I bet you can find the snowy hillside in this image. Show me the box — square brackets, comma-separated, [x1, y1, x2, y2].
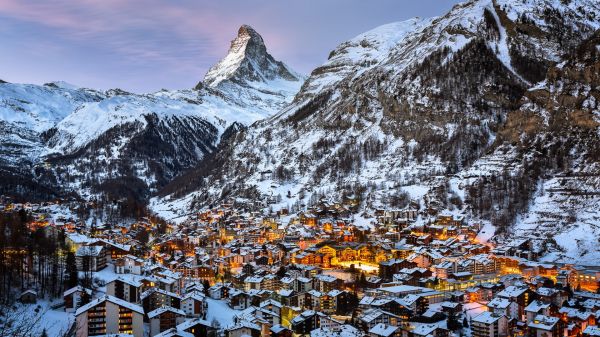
[488, 30, 600, 264]
[153, 0, 600, 264]
[0, 25, 304, 201]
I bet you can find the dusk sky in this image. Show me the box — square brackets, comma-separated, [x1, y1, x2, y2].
[0, 0, 462, 93]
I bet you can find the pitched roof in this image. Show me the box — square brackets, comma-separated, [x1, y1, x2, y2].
[76, 295, 144, 316]
[148, 306, 186, 319]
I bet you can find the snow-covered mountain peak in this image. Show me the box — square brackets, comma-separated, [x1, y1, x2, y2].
[203, 24, 303, 89]
[43, 81, 81, 90]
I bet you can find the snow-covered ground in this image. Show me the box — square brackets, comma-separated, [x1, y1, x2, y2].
[204, 298, 241, 328]
[7, 301, 74, 337]
[511, 176, 600, 265]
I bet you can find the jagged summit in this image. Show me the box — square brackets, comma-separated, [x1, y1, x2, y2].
[203, 24, 302, 88]
[0, 23, 306, 202]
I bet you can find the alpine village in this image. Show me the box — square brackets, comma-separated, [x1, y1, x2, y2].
[1, 1, 600, 337]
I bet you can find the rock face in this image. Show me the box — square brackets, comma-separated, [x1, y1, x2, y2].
[486, 31, 600, 264]
[153, 0, 600, 264]
[0, 26, 304, 202]
[204, 25, 301, 87]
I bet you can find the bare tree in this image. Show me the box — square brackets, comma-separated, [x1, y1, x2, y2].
[0, 304, 71, 337]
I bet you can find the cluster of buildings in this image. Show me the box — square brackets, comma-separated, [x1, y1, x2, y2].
[4, 199, 600, 337]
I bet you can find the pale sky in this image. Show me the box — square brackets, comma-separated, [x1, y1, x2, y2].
[0, 0, 462, 92]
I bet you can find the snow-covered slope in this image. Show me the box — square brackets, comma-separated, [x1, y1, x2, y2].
[0, 25, 304, 201]
[0, 82, 103, 166]
[153, 0, 600, 258]
[487, 31, 600, 265]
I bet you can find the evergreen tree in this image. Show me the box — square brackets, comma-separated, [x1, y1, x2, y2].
[276, 266, 287, 278]
[202, 280, 210, 295]
[447, 311, 462, 331]
[65, 251, 78, 289]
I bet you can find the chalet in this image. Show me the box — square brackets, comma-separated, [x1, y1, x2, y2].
[487, 297, 519, 319]
[225, 320, 261, 337]
[75, 295, 144, 337]
[497, 286, 536, 319]
[528, 315, 564, 337]
[142, 288, 182, 315]
[536, 287, 568, 306]
[271, 324, 293, 337]
[524, 300, 553, 322]
[378, 285, 443, 304]
[262, 273, 281, 291]
[369, 323, 400, 337]
[440, 301, 462, 315]
[260, 299, 283, 319]
[106, 277, 143, 303]
[148, 306, 186, 336]
[379, 259, 416, 281]
[153, 328, 194, 337]
[365, 298, 412, 318]
[229, 289, 253, 310]
[294, 277, 314, 293]
[359, 309, 401, 331]
[277, 289, 299, 307]
[64, 286, 93, 312]
[208, 283, 231, 300]
[471, 312, 509, 337]
[19, 289, 37, 304]
[115, 255, 144, 275]
[404, 323, 449, 337]
[174, 317, 218, 337]
[66, 233, 95, 251]
[76, 245, 107, 272]
[291, 310, 340, 335]
[90, 239, 131, 262]
[314, 274, 343, 293]
[558, 307, 596, 331]
[181, 291, 206, 318]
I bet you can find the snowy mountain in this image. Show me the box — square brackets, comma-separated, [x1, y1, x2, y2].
[153, 0, 600, 263]
[0, 25, 304, 201]
[204, 25, 303, 88]
[484, 31, 600, 264]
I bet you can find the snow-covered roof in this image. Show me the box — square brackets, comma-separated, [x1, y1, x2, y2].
[175, 317, 212, 331]
[411, 323, 439, 336]
[67, 232, 94, 244]
[529, 315, 559, 330]
[525, 300, 550, 313]
[472, 311, 503, 324]
[369, 323, 399, 337]
[75, 245, 103, 256]
[584, 326, 600, 337]
[154, 328, 194, 337]
[226, 320, 261, 331]
[497, 286, 528, 298]
[75, 295, 144, 316]
[148, 306, 186, 319]
[64, 285, 92, 297]
[487, 297, 512, 309]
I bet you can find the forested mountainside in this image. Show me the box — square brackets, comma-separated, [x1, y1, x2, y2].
[154, 0, 600, 264]
[0, 25, 303, 205]
[481, 30, 600, 264]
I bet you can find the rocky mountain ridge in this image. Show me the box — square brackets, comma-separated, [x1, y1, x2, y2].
[0, 25, 304, 202]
